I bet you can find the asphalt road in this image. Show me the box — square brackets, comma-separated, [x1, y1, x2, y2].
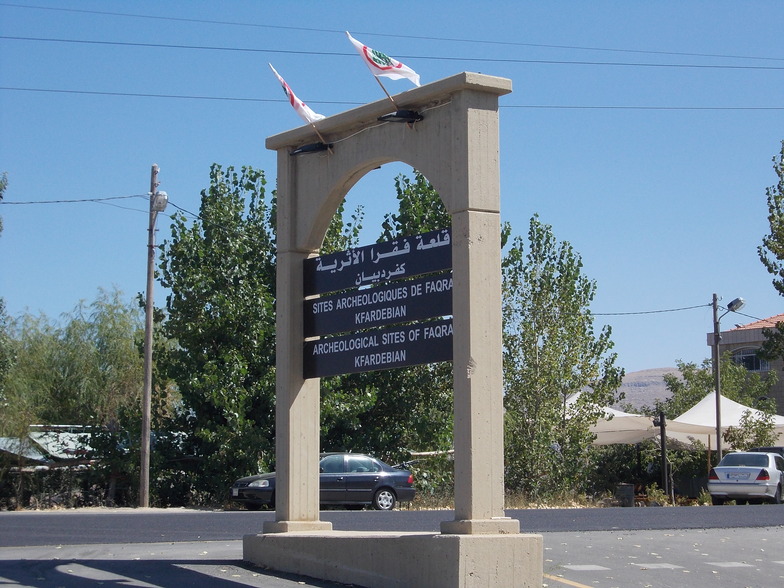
[2, 505, 782, 547]
[1, 506, 783, 587]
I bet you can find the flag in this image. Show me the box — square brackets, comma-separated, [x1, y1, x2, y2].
[268, 63, 325, 124]
[346, 32, 421, 87]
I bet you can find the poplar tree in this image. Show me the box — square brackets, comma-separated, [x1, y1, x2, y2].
[502, 215, 623, 499]
[158, 165, 278, 498]
[758, 141, 784, 360]
[157, 164, 362, 500]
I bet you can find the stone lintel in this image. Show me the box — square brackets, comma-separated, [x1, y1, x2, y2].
[266, 72, 512, 151]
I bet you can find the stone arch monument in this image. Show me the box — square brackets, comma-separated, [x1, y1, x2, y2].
[244, 72, 543, 587]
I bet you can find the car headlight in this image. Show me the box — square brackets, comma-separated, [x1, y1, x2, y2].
[249, 479, 270, 488]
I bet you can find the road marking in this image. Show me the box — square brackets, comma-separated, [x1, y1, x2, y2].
[562, 564, 610, 571]
[707, 561, 754, 567]
[631, 563, 684, 569]
[543, 573, 595, 588]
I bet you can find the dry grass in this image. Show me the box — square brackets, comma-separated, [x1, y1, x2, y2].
[405, 491, 606, 510]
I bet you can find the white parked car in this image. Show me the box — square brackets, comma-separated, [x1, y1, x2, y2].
[708, 452, 784, 505]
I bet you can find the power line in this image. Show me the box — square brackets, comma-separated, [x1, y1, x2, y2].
[733, 311, 768, 323]
[0, 194, 197, 224]
[2, 36, 784, 71]
[1, 2, 781, 63]
[0, 194, 147, 205]
[1, 190, 774, 323]
[167, 200, 199, 219]
[594, 304, 710, 316]
[0, 86, 308, 104]
[2, 87, 782, 111]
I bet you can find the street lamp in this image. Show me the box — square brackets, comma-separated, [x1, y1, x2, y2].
[140, 164, 168, 508]
[652, 411, 670, 500]
[712, 293, 745, 461]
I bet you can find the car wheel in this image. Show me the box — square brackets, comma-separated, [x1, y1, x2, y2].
[711, 495, 724, 506]
[373, 488, 397, 510]
[772, 485, 782, 505]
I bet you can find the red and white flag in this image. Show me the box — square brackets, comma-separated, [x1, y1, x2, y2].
[268, 63, 325, 124]
[346, 32, 421, 87]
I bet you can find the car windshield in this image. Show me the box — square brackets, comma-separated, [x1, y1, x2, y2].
[719, 453, 768, 467]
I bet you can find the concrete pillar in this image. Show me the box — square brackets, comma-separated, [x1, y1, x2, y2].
[263, 149, 331, 533]
[440, 88, 518, 535]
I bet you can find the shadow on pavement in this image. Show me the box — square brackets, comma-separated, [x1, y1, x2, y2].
[0, 558, 349, 587]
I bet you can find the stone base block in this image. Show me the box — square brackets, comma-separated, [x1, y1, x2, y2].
[243, 530, 543, 587]
[262, 520, 332, 533]
[440, 517, 521, 535]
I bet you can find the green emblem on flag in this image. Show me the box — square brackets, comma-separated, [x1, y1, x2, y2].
[370, 49, 393, 67]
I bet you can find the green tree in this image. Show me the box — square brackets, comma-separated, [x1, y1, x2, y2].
[380, 172, 450, 241]
[2, 289, 144, 429]
[158, 165, 278, 501]
[757, 141, 784, 360]
[502, 215, 624, 499]
[758, 141, 784, 296]
[0, 300, 12, 422]
[157, 164, 364, 503]
[722, 409, 778, 450]
[0, 173, 10, 406]
[1, 289, 145, 507]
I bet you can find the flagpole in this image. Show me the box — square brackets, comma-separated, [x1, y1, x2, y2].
[309, 123, 333, 153]
[309, 123, 328, 145]
[373, 76, 399, 110]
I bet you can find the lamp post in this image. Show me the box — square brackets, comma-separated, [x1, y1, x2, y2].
[140, 164, 168, 508]
[712, 293, 745, 461]
[653, 411, 668, 498]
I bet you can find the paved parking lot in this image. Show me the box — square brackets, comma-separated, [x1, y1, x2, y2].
[2, 507, 782, 586]
[543, 527, 784, 588]
[3, 527, 783, 587]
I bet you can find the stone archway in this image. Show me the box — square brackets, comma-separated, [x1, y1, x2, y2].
[244, 72, 543, 587]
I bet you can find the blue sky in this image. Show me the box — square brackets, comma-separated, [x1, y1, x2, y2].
[1, 1, 782, 373]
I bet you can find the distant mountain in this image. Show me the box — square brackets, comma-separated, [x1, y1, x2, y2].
[613, 367, 681, 412]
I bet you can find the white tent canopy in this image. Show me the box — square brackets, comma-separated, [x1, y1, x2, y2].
[673, 391, 784, 447]
[588, 406, 657, 445]
[586, 406, 715, 446]
[565, 393, 659, 445]
[568, 391, 781, 447]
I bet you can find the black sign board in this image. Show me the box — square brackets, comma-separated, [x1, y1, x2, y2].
[303, 228, 451, 297]
[303, 318, 453, 378]
[304, 272, 453, 337]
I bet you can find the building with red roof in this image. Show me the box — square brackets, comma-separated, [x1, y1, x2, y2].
[709, 313, 784, 414]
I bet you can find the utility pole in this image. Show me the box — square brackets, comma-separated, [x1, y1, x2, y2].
[140, 164, 167, 507]
[712, 293, 723, 461]
[711, 293, 745, 463]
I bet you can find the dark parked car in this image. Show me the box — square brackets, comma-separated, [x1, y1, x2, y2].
[230, 453, 416, 511]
